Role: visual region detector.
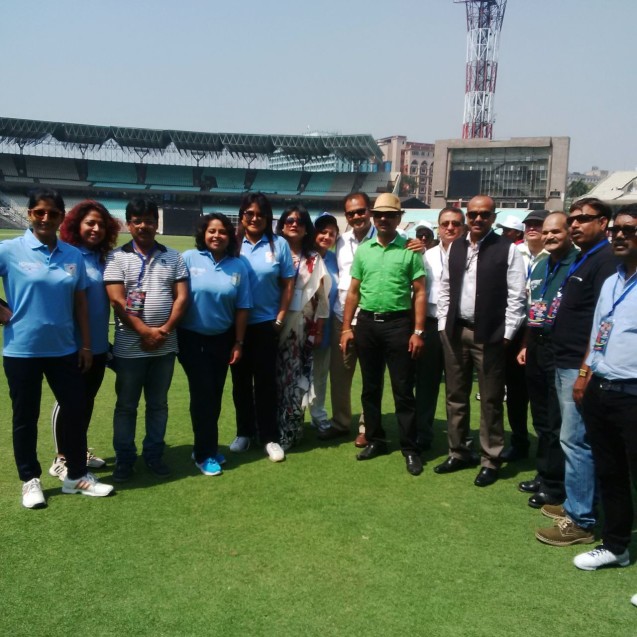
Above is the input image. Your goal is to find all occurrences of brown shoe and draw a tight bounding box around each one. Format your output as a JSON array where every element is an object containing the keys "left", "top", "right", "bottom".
[
  {"left": 541, "top": 503, "right": 567, "bottom": 520},
  {"left": 535, "top": 517, "right": 595, "bottom": 546},
  {"left": 354, "top": 432, "right": 368, "bottom": 448}
]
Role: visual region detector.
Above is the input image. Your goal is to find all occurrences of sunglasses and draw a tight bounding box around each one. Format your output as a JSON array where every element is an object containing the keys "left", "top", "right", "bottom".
[
  {"left": 372, "top": 211, "right": 401, "bottom": 219},
  {"left": 345, "top": 207, "right": 368, "bottom": 220},
  {"left": 30, "top": 208, "right": 63, "bottom": 220},
  {"left": 609, "top": 224, "right": 637, "bottom": 238},
  {"left": 440, "top": 220, "right": 463, "bottom": 228},
  {"left": 283, "top": 216, "right": 305, "bottom": 226},
  {"left": 466, "top": 211, "right": 492, "bottom": 221},
  {"left": 243, "top": 211, "right": 265, "bottom": 221},
  {"left": 567, "top": 213, "right": 602, "bottom": 227}
]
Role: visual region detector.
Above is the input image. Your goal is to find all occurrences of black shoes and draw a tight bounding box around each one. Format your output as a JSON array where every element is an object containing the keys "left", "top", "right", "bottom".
[
  {"left": 474, "top": 467, "right": 498, "bottom": 487},
  {"left": 356, "top": 441, "right": 389, "bottom": 461},
  {"left": 500, "top": 445, "right": 530, "bottom": 462},
  {"left": 518, "top": 479, "right": 541, "bottom": 493},
  {"left": 434, "top": 454, "right": 480, "bottom": 474},
  {"left": 146, "top": 459, "right": 171, "bottom": 478},
  {"left": 528, "top": 492, "right": 563, "bottom": 509},
  {"left": 405, "top": 453, "right": 423, "bottom": 476},
  {"left": 112, "top": 462, "right": 134, "bottom": 483},
  {"left": 317, "top": 425, "right": 349, "bottom": 441}
]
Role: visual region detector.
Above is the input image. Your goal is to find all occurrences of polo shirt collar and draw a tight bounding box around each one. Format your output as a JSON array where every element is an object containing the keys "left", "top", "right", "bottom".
[
  {"left": 24, "top": 228, "right": 66, "bottom": 252},
  {"left": 122, "top": 240, "right": 167, "bottom": 253},
  {"left": 372, "top": 232, "right": 405, "bottom": 248},
  {"left": 198, "top": 249, "right": 227, "bottom": 266}
]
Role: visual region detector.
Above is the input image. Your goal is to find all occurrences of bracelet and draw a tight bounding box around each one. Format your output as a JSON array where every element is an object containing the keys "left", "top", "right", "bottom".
[
  {"left": 578, "top": 368, "right": 588, "bottom": 378},
  {"left": 82, "top": 347, "right": 92, "bottom": 352},
  {"left": 342, "top": 328, "right": 353, "bottom": 334},
  {"left": 275, "top": 319, "right": 283, "bottom": 326}
]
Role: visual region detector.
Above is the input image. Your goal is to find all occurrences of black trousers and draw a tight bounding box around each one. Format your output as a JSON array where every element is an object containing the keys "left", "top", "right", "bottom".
[
  {"left": 525, "top": 333, "right": 565, "bottom": 499},
  {"left": 354, "top": 314, "right": 418, "bottom": 455},
  {"left": 230, "top": 320, "right": 279, "bottom": 445},
  {"left": 582, "top": 378, "right": 637, "bottom": 555},
  {"left": 505, "top": 325, "right": 529, "bottom": 450},
  {"left": 53, "top": 352, "right": 108, "bottom": 455},
  {"left": 4, "top": 354, "right": 88, "bottom": 481},
  {"left": 178, "top": 328, "right": 234, "bottom": 462}
]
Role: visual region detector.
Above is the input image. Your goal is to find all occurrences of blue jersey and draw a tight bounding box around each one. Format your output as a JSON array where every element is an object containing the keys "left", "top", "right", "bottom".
[
  {"left": 79, "top": 247, "right": 110, "bottom": 354},
  {"left": 239, "top": 234, "right": 295, "bottom": 324},
  {"left": 181, "top": 250, "right": 252, "bottom": 335},
  {"left": 0, "top": 230, "right": 88, "bottom": 357}
]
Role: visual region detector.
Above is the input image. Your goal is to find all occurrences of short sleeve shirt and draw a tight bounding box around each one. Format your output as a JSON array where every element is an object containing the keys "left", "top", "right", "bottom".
[
  {"left": 180, "top": 250, "right": 252, "bottom": 336},
  {"left": 79, "top": 247, "right": 111, "bottom": 354},
  {"left": 103, "top": 241, "right": 189, "bottom": 358},
  {"left": 0, "top": 230, "right": 88, "bottom": 357},
  {"left": 351, "top": 234, "right": 426, "bottom": 313}
]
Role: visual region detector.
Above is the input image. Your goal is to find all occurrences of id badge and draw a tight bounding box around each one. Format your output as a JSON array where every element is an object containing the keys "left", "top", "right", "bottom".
[
  {"left": 528, "top": 300, "right": 548, "bottom": 328},
  {"left": 544, "top": 293, "right": 562, "bottom": 326},
  {"left": 126, "top": 288, "right": 146, "bottom": 317},
  {"left": 289, "top": 288, "right": 303, "bottom": 312},
  {"left": 593, "top": 317, "right": 614, "bottom": 352}
]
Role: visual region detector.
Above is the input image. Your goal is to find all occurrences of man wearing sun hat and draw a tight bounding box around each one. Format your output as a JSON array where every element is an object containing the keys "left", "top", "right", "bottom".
[
  {"left": 340, "top": 193, "right": 427, "bottom": 475},
  {"left": 497, "top": 215, "right": 525, "bottom": 244}
]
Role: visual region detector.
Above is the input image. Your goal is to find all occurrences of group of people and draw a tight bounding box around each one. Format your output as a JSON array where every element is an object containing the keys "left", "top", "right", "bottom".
[{"left": 1, "top": 188, "right": 636, "bottom": 587}]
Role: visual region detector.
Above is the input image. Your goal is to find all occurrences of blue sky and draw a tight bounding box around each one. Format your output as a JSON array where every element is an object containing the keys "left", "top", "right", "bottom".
[{"left": 2, "top": 0, "right": 634, "bottom": 172}]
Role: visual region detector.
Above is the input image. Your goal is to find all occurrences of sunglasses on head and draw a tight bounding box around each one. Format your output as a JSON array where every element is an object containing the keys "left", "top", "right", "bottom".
[
  {"left": 609, "top": 224, "right": 637, "bottom": 238},
  {"left": 440, "top": 220, "right": 463, "bottom": 228},
  {"left": 345, "top": 207, "right": 368, "bottom": 219},
  {"left": 567, "top": 213, "right": 602, "bottom": 227},
  {"left": 466, "top": 211, "right": 492, "bottom": 221}
]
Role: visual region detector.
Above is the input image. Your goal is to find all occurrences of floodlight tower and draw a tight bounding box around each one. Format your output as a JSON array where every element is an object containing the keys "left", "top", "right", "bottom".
[{"left": 455, "top": 0, "right": 507, "bottom": 139}]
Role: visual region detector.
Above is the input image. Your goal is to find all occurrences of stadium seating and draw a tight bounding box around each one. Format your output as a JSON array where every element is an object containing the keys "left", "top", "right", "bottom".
[
  {"left": 92, "top": 182, "right": 147, "bottom": 190},
  {"left": 145, "top": 165, "right": 196, "bottom": 188},
  {"left": 201, "top": 168, "right": 246, "bottom": 192},
  {"left": 302, "top": 172, "right": 335, "bottom": 195},
  {"left": 0, "top": 155, "right": 19, "bottom": 177},
  {"left": 360, "top": 172, "right": 392, "bottom": 194},
  {"left": 88, "top": 160, "right": 138, "bottom": 184},
  {"left": 249, "top": 170, "right": 302, "bottom": 195},
  {"left": 25, "top": 156, "right": 79, "bottom": 181},
  {"left": 329, "top": 173, "right": 357, "bottom": 196}
]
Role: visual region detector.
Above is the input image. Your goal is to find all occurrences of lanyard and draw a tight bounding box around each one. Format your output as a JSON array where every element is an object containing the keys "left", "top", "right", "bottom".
[
  {"left": 539, "top": 258, "right": 562, "bottom": 300},
  {"left": 132, "top": 242, "right": 157, "bottom": 287},
  {"left": 607, "top": 273, "right": 637, "bottom": 318},
  {"left": 557, "top": 239, "right": 607, "bottom": 295}
]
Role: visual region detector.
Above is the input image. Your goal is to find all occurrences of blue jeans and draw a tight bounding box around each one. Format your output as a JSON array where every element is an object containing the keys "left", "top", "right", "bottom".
[
  {"left": 113, "top": 354, "right": 176, "bottom": 465},
  {"left": 556, "top": 367, "right": 596, "bottom": 529}
]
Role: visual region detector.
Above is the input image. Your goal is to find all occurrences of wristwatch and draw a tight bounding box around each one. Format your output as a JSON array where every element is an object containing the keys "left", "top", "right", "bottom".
[{"left": 413, "top": 329, "right": 425, "bottom": 338}]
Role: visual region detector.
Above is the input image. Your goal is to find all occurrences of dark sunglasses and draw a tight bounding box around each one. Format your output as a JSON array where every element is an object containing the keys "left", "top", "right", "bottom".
[
  {"left": 283, "top": 216, "right": 305, "bottom": 226},
  {"left": 345, "top": 207, "right": 368, "bottom": 219},
  {"left": 372, "top": 211, "right": 401, "bottom": 219},
  {"left": 567, "top": 213, "right": 602, "bottom": 227},
  {"left": 609, "top": 224, "right": 637, "bottom": 238},
  {"left": 440, "top": 220, "right": 463, "bottom": 228},
  {"left": 30, "top": 208, "right": 63, "bottom": 220},
  {"left": 466, "top": 211, "right": 492, "bottom": 221},
  {"left": 243, "top": 211, "right": 265, "bottom": 221}
]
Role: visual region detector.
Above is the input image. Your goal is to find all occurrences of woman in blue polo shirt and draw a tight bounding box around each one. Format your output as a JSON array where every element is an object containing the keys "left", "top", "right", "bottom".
[
  {"left": 230, "top": 193, "right": 295, "bottom": 462},
  {"left": 0, "top": 189, "right": 114, "bottom": 509},
  {"left": 179, "top": 213, "right": 251, "bottom": 476},
  {"left": 49, "top": 200, "right": 120, "bottom": 481}
]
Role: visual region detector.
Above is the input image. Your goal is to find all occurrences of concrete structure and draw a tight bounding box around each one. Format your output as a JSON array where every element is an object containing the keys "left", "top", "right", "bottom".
[
  {"left": 431, "top": 136, "right": 570, "bottom": 210},
  {"left": 578, "top": 171, "right": 637, "bottom": 207},
  {"left": 376, "top": 136, "right": 435, "bottom": 204}
]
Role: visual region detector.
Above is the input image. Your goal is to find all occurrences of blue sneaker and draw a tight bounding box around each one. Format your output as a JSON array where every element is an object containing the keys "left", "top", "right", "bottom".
[
  {"left": 195, "top": 457, "right": 222, "bottom": 476},
  {"left": 215, "top": 453, "right": 226, "bottom": 466}
]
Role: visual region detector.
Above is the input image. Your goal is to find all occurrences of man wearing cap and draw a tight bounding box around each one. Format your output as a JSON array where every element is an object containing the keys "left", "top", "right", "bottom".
[
  {"left": 414, "top": 221, "right": 436, "bottom": 250},
  {"left": 340, "top": 193, "right": 427, "bottom": 475},
  {"left": 497, "top": 215, "right": 525, "bottom": 244},
  {"left": 415, "top": 206, "right": 465, "bottom": 450},
  {"left": 435, "top": 195, "right": 527, "bottom": 487},
  {"left": 516, "top": 212, "right": 577, "bottom": 508}
]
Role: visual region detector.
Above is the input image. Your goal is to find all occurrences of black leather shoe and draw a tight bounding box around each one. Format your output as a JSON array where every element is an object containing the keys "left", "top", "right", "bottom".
[
  {"left": 474, "top": 467, "right": 498, "bottom": 487},
  {"left": 317, "top": 425, "right": 349, "bottom": 441},
  {"left": 528, "top": 492, "right": 563, "bottom": 509},
  {"left": 500, "top": 445, "right": 529, "bottom": 462},
  {"left": 518, "top": 479, "right": 541, "bottom": 493},
  {"left": 356, "top": 441, "right": 389, "bottom": 461},
  {"left": 405, "top": 453, "right": 423, "bottom": 476},
  {"left": 434, "top": 454, "right": 479, "bottom": 474}
]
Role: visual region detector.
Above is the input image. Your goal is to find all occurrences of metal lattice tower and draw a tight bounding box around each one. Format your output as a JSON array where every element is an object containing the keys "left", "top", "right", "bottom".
[{"left": 455, "top": 0, "right": 507, "bottom": 139}]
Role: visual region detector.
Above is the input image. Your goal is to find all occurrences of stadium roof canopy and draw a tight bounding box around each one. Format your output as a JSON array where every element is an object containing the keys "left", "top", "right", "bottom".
[
  {"left": 0, "top": 117, "right": 383, "bottom": 163},
  {"left": 577, "top": 171, "right": 637, "bottom": 206}
]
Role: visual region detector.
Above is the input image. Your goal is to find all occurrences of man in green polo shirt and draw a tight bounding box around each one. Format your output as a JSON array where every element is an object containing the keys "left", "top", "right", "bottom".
[{"left": 340, "top": 193, "right": 427, "bottom": 475}]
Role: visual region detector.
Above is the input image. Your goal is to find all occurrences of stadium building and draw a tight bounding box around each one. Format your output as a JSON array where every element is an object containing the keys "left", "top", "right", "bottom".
[{"left": 0, "top": 117, "right": 395, "bottom": 234}]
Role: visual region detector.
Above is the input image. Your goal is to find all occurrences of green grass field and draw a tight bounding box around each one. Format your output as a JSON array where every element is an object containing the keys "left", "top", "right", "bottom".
[{"left": 0, "top": 230, "right": 634, "bottom": 636}]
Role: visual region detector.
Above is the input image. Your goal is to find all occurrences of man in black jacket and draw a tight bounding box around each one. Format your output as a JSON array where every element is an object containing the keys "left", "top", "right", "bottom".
[{"left": 435, "top": 195, "right": 527, "bottom": 486}]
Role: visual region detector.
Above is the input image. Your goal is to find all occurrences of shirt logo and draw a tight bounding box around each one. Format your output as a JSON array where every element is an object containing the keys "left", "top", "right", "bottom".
[
  {"left": 190, "top": 267, "right": 205, "bottom": 277},
  {"left": 19, "top": 261, "right": 44, "bottom": 272},
  {"left": 265, "top": 251, "right": 275, "bottom": 263},
  {"left": 231, "top": 273, "right": 241, "bottom": 287},
  {"left": 63, "top": 264, "right": 77, "bottom": 276}
]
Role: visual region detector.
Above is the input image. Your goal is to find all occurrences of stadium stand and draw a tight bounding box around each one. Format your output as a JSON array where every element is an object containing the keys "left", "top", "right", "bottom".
[
  {"left": 360, "top": 172, "right": 391, "bottom": 194},
  {"left": 87, "top": 160, "right": 137, "bottom": 184},
  {"left": 0, "top": 155, "right": 19, "bottom": 177},
  {"left": 302, "top": 172, "right": 335, "bottom": 195},
  {"left": 145, "top": 164, "right": 196, "bottom": 188},
  {"left": 329, "top": 173, "right": 357, "bottom": 196},
  {"left": 249, "top": 170, "right": 302, "bottom": 195},
  {"left": 25, "top": 156, "right": 79, "bottom": 181},
  {"left": 202, "top": 168, "right": 247, "bottom": 192}
]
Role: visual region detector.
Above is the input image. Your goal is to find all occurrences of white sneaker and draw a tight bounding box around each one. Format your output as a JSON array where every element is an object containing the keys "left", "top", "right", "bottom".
[
  {"left": 48, "top": 456, "right": 68, "bottom": 481},
  {"left": 86, "top": 450, "right": 106, "bottom": 469},
  {"left": 229, "top": 436, "right": 251, "bottom": 453},
  {"left": 62, "top": 473, "right": 115, "bottom": 497},
  {"left": 573, "top": 545, "right": 630, "bottom": 571},
  {"left": 265, "top": 442, "right": 285, "bottom": 463},
  {"left": 631, "top": 593, "right": 637, "bottom": 607},
  {"left": 22, "top": 478, "right": 46, "bottom": 509}
]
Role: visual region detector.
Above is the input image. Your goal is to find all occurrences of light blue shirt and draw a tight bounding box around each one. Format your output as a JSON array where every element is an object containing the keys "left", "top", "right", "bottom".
[
  {"left": 0, "top": 229, "right": 88, "bottom": 357},
  {"left": 586, "top": 265, "right": 637, "bottom": 380},
  {"left": 320, "top": 250, "right": 339, "bottom": 349},
  {"left": 79, "top": 247, "right": 110, "bottom": 354},
  {"left": 181, "top": 250, "right": 252, "bottom": 335},
  {"left": 239, "top": 234, "right": 295, "bottom": 324}
]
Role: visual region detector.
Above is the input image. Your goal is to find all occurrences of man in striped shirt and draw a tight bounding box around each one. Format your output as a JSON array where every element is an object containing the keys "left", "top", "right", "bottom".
[{"left": 104, "top": 198, "right": 189, "bottom": 482}]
